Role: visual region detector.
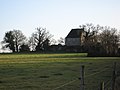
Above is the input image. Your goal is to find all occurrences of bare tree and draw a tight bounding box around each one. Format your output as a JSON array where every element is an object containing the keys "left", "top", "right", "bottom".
[
  {"left": 12, "top": 30, "right": 26, "bottom": 52},
  {"left": 2, "top": 30, "right": 26, "bottom": 52},
  {"left": 50, "top": 39, "right": 57, "bottom": 45},
  {"left": 3, "top": 31, "right": 15, "bottom": 52},
  {"left": 29, "top": 27, "right": 53, "bottom": 51},
  {"left": 80, "top": 23, "right": 101, "bottom": 40},
  {"left": 58, "top": 37, "right": 65, "bottom": 45},
  {"left": 79, "top": 23, "right": 120, "bottom": 56},
  {"left": 28, "top": 33, "right": 37, "bottom": 51},
  {"left": 99, "top": 27, "right": 119, "bottom": 55},
  {"left": 79, "top": 23, "right": 101, "bottom": 52}
]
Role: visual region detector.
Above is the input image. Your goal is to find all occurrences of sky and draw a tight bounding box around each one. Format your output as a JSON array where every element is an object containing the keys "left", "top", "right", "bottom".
[{"left": 0, "top": 0, "right": 120, "bottom": 42}]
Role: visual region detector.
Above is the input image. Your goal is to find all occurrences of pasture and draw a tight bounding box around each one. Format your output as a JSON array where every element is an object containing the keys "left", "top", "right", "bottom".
[{"left": 0, "top": 53, "right": 120, "bottom": 90}]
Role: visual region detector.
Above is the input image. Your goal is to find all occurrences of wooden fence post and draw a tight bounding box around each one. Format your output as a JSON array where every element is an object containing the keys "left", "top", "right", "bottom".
[
  {"left": 81, "top": 65, "right": 85, "bottom": 90},
  {"left": 112, "top": 62, "right": 116, "bottom": 90},
  {"left": 100, "top": 82, "right": 104, "bottom": 90}
]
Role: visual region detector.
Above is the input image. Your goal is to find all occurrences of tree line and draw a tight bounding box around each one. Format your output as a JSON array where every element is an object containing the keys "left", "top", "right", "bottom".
[
  {"left": 79, "top": 23, "right": 120, "bottom": 56},
  {"left": 2, "top": 27, "right": 53, "bottom": 52},
  {"left": 1, "top": 24, "right": 120, "bottom": 56}
]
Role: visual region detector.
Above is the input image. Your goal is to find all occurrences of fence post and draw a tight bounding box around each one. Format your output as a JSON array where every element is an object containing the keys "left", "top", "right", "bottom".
[
  {"left": 100, "top": 82, "right": 104, "bottom": 90},
  {"left": 112, "top": 62, "right": 116, "bottom": 90},
  {"left": 81, "top": 65, "right": 85, "bottom": 90}
]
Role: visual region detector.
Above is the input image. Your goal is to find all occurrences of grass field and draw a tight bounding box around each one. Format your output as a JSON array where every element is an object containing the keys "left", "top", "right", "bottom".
[{"left": 0, "top": 53, "right": 120, "bottom": 90}]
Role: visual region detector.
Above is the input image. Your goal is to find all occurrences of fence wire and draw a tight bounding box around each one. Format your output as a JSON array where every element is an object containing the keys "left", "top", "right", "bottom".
[
  {"left": 52, "top": 79, "right": 78, "bottom": 90},
  {"left": 52, "top": 65, "right": 111, "bottom": 90},
  {"left": 104, "top": 79, "right": 112, "bottom": 89},
  {"left": 85, "top": 67, "right": 110, "bottom": 78}
]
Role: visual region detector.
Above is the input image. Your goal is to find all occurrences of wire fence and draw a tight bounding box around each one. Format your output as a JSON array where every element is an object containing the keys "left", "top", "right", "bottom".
[{"left": 52, "top": 62, "right": 120, "bottom": 90}]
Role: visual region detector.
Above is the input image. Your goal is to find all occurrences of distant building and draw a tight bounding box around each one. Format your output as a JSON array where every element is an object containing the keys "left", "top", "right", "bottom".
[{"left": 65, "top": 28, "right": 84, "bottom": 46}]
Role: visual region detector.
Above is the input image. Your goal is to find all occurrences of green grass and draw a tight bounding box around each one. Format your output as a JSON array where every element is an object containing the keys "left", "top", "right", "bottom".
[{"left": 0, "top": 53, "right": 120, "bottom": 90}]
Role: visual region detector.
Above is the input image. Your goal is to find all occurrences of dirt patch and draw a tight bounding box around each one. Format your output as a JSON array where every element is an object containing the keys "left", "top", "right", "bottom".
[
  {"left": 39, "top": 76, "right": 49, "bottom": 78},
  {"left": 0, "top": 81, "right": 3, "bottom": 83},
  {"left": 53, "top": 73, "right": 63, "bottom": 76}
]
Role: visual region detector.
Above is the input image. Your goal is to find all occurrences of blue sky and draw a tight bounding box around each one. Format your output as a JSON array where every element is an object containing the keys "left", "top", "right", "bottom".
[{"left": 0, "top": 0, "right": 120, "bottom": 42}]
